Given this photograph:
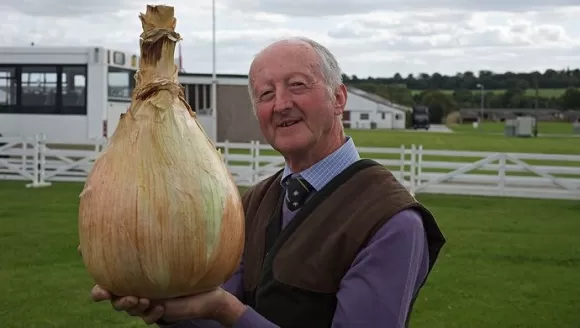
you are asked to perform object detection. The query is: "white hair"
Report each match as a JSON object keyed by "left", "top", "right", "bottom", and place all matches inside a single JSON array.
[{"left": 247, "top": 37, "right": 344, "bottom": 112}]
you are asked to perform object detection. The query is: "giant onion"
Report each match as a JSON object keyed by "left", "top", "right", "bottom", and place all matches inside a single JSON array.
[{"left": 77, "top": 4, "right": 245, "bottom": 300}]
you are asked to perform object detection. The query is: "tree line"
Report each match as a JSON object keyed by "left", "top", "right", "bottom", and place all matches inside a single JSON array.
[
  {"left": 342, "top": 69, "right": 580, "bottom": 121},
  {"left": 344, "top": 68, "right": 580, "bottom": 91}
]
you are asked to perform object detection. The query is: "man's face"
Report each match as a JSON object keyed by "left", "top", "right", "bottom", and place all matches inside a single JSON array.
[{"left": 249, "top": 41, "right": 344, "bottom": 157}]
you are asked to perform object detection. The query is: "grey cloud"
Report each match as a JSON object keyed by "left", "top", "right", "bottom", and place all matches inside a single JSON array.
[
  {"left": 0, "top": 0, "right": 216, "bottom": 18},
  {"left": 222, "top": 0, "right": 580, "bottom": 17},
  {"left": 395, "top": 23, "right": 456, "bottom": 37},
  {"left": 323, "top": 11, "right": 573, "bottom": 57},
  {"left": 327, "top": 24, "right": 379, "bottom": 39},
  {"left": 337, "top": 42, "right": 580, "bottom": 77},
  {"left": 330, "top": 12, "right": 476, "bottom": 40},
  {"left": 0, "top": 0, "right": 144, "bottom": 17},
  {"left": 1, "top": 0, "right": 579, "bottom": 79}
]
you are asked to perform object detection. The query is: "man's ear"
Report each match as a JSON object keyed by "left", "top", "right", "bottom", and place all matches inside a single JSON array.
[{"left": 333, "top": 84, "right": 348, "bottom": 116}]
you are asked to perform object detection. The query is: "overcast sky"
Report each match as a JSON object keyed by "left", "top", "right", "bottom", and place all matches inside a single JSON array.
[{"left": 1, "top": 0, "right": 580, "bottom": 78}]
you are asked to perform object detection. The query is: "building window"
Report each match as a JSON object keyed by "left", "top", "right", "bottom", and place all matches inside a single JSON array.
[
  {"left": 0, "top": 67, "right": 17, "bottom": 106},
  {"left": 360, "top": 113, "right": 370, "bottom": 120},
  {"left": 0, "top": 64, "right": 88, "bottom": 115},
  {"left": 108, "top": 67, "right": 135, "bottom": 101},
  {"left": 21, "top": 66, "right": 58, "bottom": 109},
  {"left": 61, "top": 66, "right": 87, "bottom": 114},
  {"left": 186, "top": 84, "right": 213, "bottom": 115}
]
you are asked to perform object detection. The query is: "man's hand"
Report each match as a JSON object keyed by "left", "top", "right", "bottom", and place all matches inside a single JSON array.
[
  {"left": 91, "top": 285, "right": 165, "bottom": 325},
  {"left": 89, "top": 284, "right": 246, "bottom": 326},
  {"left": 80, "top": 245, "right": 247, "bottom": 326},
  {"left": 160, "top": 288, "right": 247, "bottom": 326}
]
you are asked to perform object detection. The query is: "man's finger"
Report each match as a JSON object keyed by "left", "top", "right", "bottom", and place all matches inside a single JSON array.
[
  {"left": 90, "top": 285, "right": 112, "bottom": 302},
  {"left": 126, "top": 298, "right": 151, "bottom": 316},
  {"left": 77, "top": 245, "right": 82, "bottom": 258},
  {"left": 112, "top": 296, "right": 139, "bottom": 311},
  {"left": 142, "top": 305, "right": 164, "bottom": 325}
]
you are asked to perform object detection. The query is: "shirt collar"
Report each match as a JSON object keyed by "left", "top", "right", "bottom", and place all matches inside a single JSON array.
[{"left": 280, "top": 136, "right": 360, "bottom": 191}]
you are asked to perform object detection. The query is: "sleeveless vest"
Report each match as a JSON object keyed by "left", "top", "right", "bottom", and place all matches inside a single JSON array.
[{"left": 240, "top": 159, "right": 445, "bottom": 327}]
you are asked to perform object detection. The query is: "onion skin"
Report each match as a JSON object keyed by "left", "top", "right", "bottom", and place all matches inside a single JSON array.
[{"left": 77, "top": 4, "right": 245, "bottom": 300}]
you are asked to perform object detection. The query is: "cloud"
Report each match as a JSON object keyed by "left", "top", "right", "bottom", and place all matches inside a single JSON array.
[
  {"left": 222, "top": 0, "right": 580, "bottom": 17},
  {"left": 2, "top": 0, "right": 151, "bottom": 17},
  {"left": 0, "top": 0, "right": 579, "bottom": 77}
]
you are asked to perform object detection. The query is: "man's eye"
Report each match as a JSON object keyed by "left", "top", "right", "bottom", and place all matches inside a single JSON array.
[{"left": 259, "top": 91, "right": 273, "bottom": 99}]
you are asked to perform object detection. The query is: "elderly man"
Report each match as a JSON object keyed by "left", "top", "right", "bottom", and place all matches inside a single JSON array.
[{"left": 89, "top": 37, "right": 446, "bottom": 327}]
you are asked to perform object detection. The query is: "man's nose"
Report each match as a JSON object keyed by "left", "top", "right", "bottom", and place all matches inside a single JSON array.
[{"left": 273, "top": 88, "right": 292, "bottom": 113}]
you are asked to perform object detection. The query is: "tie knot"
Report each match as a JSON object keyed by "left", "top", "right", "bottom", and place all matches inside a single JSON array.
[{"left": 284, "top": 176, "right": 314, "bottom": 211}]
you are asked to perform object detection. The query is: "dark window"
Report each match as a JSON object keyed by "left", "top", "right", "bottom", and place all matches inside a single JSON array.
[
  {"left": 61, "top": 66, "right": 87, "bottom": 114},
  {"left": 21, "top": 66, "right": 58, "bottom": 113},
  {"left": 108, "top": 67, "right": 135, "bottom": 102},
  {"left": 0, "top": 67, "right": 17, "bottom": 106},
  {"left": 186, "top": 84, "right": 197, "bottom": 112},
  {"left": 0, "top": 64, "right": 88, "bottom": 115},
  {"left": 185, "top": 83, "right": 213, "bottom": 115},
  {"left": 204, "top": 84, "right": 211, "bottom": 110}
]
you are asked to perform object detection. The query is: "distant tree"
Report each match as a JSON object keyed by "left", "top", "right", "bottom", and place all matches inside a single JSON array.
[{"left": 341, "top": 67, "right": 580, "bottom": 110}]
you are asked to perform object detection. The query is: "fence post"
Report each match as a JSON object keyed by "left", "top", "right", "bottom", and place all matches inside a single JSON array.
[
  {"left": 498, "top": 153, "right": 506, "bottom": 196},
  {"left": 409, "top": 144, "right": 416, "bottom": 195},
  {"left": 39, "top": 133, "right": 49, "bottom": 186},
  {"left": 399, "top": 145, "right": 405, "bottom": 183},
  {"left": 30, "top": 134, "right": 40, "bottom": 187},
  {"left": 417, "top": 145, "right": 423, "bottom": 188},
  {"left": 20, "top": 139, "right": 26, "bottom": 172},
  {"left": 25, "top": 133, "right": 50, "bottom": 188}
]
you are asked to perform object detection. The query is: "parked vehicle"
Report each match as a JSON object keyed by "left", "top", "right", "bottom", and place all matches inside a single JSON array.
[{"left": 412, "top": 105, "right": 430, "bottom": 130}]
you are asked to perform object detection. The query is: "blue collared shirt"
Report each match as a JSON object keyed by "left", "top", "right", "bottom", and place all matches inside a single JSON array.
[{"left": 280, "top": 136, "right": 360, "bottom": 192}]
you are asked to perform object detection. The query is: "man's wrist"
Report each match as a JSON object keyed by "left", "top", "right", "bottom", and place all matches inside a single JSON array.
[{"left": 215, "top": 290, "right": 248, "bottom": 327}]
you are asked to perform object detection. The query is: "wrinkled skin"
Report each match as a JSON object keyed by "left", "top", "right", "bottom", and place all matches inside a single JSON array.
[{"left": 249, "top": 39, "right": 348, "bottom": 172}]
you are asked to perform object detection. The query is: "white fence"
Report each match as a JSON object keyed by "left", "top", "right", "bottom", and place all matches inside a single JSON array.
[{"left": 1, "top": 134, "right": 580, "bottom": 200}]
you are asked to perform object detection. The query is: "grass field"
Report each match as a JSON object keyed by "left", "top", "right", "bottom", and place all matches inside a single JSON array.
[
  {"left": 1, "top": 181, "right": 579, "bottom": 327},
  {"left": 2, "top": 127, "right": 580, "bottom": 327},
  {"left": 344, "top": 127, "right": 579, "bottom": 155},
  {"left": 409, "top": 88, "right": 574, "bottom": 98},
  {"left": 343, "top": 127, "right": 580, "bottom": 178}
]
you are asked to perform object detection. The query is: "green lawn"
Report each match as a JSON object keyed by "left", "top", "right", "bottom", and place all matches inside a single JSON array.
[
  {"left": 346, "top": 128, "right": 580, "bottom": 178},
  {"left": 344, "top": 128, "right": 580, "bottom": 155},
  {"left": 1, "top": 181, "right": 579, "bottom": 327}
]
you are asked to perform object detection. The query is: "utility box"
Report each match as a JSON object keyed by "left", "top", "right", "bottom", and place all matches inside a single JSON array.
[
  {"left": 515, "top": 116, "right": 535, "bottom": 137},
  {"left": 504, "top": 119, "right": 516, "bottom": 137},
  {"left": 573, "top": 122, "right": 580, "bottom": 134}
]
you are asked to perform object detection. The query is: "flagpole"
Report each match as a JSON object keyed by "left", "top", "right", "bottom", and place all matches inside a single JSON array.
[{"left": 211, "top": 0, "right": 218, "bottom": 142}]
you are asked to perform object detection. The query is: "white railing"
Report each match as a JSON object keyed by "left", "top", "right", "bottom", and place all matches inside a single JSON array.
[{"left": 1, "top": 134, "right": 579, "bottom": 200}]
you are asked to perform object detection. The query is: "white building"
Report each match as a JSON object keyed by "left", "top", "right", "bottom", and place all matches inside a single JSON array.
[
  {"left": 343, "top": 87, "right": 409, "bottom": 130},
  {"left": 0, "top": 45, "right": 411, "bottom": 143}
]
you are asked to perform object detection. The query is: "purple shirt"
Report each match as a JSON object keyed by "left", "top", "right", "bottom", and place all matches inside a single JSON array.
[{"left": 165, "top": 137, "right": 430, "bottom": 328}]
